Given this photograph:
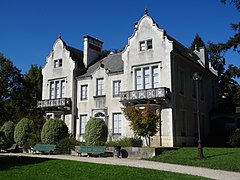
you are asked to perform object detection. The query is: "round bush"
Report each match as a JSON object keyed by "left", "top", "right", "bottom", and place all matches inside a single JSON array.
[
  {"left": 41, "top": 118, "right": 68, "bottom": 144},
  {"left": 56, "top": 137, "right": 81, "bottom": 154},
  {"left": 14, "top": 118, "right": 35, "bottom": 146},
  {"left": 85, "top": 117, "right": 108, "bottom": 146},
  {"left": 229, "top": 129, "right": 240, "bottom": 147},
  {"left": 0, "top": 121, "right": 15, "bottom": 148}
]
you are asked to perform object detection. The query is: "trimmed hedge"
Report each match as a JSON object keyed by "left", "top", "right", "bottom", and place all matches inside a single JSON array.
[
  {"left": 85, "top": 117, "right": 108, "bottom": 146},
  {"left": 14, "top": 118, "right": 35, "bottom": 147},
  {"left": 41, "top": 118, "right": 68, "bottom": 144},
  {"left": 0, "top": 121, "right": 15, "bottom": 148}
]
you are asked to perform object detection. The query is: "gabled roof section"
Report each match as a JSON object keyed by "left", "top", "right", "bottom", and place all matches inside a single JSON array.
[
  {"left": 167, "top": 35, "right": 199, "bottom": 61},
  {"left": 77, "top": 53, "right": 123, "bottom": 78}
]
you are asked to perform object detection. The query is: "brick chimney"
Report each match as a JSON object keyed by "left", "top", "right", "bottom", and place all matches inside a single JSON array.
[{"left": 83, "top": 35, "right": 103, "bottom": 68}]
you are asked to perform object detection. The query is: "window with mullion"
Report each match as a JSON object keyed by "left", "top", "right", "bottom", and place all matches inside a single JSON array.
[
  {"left": 61, "top": 80, "right": 65, "bottom": 98},
  {"left": 96, "top": 78, "right": 104, "bottom": 96},
  {"left": 152, "top": 66, "right": 159, "bottom": 88},
  {"left": 55, "top": 81, "right": 60, "bottom": 98},
  {"left": 113, "top": 80, "right": 121, "bottom": 97},
  {"left": 81, "top": 85, "right": 88, "bottom": 100},
  {"left": 143, "top": 67, "right": 150, "bottom": 89},
  {"left": 50, "top": 82, "right": 55, "bottom": 99},
  {"left": 80, "top": 115, "right": 88, "bottom": 135},
  {"left": 135, "top": 68, "right": 142, "bottom": 90},
  {"left": 113, "top": 113, "right": 122, "bottom": 135}
]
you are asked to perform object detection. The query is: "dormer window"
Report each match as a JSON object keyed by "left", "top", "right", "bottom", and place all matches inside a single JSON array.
[
  {"left": 139, "top": 39, "right": 153, "bottom": 51},
  {"left": 54, "top": 59, "right": 63, "bottom": 68}
]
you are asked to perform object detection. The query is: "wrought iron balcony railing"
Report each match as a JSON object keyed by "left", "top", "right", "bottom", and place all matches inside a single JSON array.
[
  {"left": 120, "top": 87, "right": 169, "bottom": 104},
  {"left": 37, "top": 98, "right": 71, "bottom": 108}
]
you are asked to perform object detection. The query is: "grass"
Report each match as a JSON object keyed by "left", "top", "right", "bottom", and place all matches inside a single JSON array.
[
  {"left": 148, "top": 147, "right": 240, "bottom": 172},
  {"left": 0, "top": 156, "right": 207, "bottom": 180}
]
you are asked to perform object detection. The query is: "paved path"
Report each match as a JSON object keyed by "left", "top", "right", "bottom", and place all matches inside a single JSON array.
[{"left": 4, "top": 153, "right": 240, "bottom": 180}]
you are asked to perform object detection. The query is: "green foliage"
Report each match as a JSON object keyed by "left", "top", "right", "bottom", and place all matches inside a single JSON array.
[
  {"left": 85, "top": 117, "right": 108, "bottom": 146},
  {"left": 22, "top": 64, "right": 44, "bottom": 131},
  {"left": 123, "top": 104, "right": 159, "bottom": 146},
  {"left": 41, "top": 118, "right": 68, "bottom": 144},
  {"left": 189, "top": 34, "right": 205, "bottom": 51},
  {"left": 14, "top": 118, "right": 35, "bottom": 147},
  {"left": 0, "top": 121, "right": 15, "bottom": 148},
  {"left": 228, "top": 129, "right": 240, "bottom": 147},
  {"left": 106, "top": 137, "right": 143, "bottom": 147},
  {"left": 0, "top": 53, "right": 25, "bottom": 125},
  {"left": 56, "top": 137, "right": 81, "bottom": 154}
]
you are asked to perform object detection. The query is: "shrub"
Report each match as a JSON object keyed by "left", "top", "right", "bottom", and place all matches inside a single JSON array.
[
  {"left": 0, "top": 121, "right": 15, "bottom": 148},
  {"left": 56, "top": 137, "right": 81, "bottom": 154},
  {"left": 106, "top": 137, "right": 143, "bottom": 147},
  {"left": 228, "top": 129, "right": 240, "bottom": 147},
  {"left": 14, "top": 118, "right": 35, "bottom": 147},
  {"left": 41, "top": 118, "right": 68, "bottom": 144},
  {"left": 85, "top": 117, "right": 108, "bottom": 146}
]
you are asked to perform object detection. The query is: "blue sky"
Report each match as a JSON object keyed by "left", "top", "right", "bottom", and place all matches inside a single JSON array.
[{"left": 0, "top": 0, "right": 239, "bottom": 77}]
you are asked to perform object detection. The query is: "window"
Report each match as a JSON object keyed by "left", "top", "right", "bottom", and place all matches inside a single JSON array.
[
  {"left": 50, "top": 82, "right": 54, "bottom": 99},
  {"left": 179, "top": 70, "right": 185, "bottom": 95},
  {"left": 96, "top": 78, "right": 104, "bottom": 96},
  {"left": 61, "top": 80, "right": 65, "bottom": 98},
  {"left": 139, "top": 41, "right": 145, "bottom": 51},
  {"left": 49, "top": 80, "right": 66, "bottom": 99},
  {"left": 113, "top": 81, "right": 121, "bottom": 97},
  {"left": 135, "top": 66, "right": 159, "bottom": 90},
  {"left": 147, "top": 39, "right": 153, "bottom": 49},
  {"left": 152, "top": 66, "right": 159, "bottom": 88},
  {"left": 139, "top": 39, "right": 153, "bottom": 51},
  {"left": 135, "top": 68, "right": 142, "bottom": 90},
  {"left": 113, "top": 113, "right": 122, "bottom": 135},
  {"left": 53, "top": 59, "right": 63, "bottom": 68},
  {"left": 143, "top": 67, "right": 150, "bottom": 89},
  {"left": 56, "top": 81, "right": 60, "bottom": 98},
  {"left": 180, "top": 111, "right": 186, "bottom": 136},
  {"left": 80, "top": 115, "right": 88, "bottom": 135},
  {"left": 81, "top": 85, "right": 88, "bottom": 100}
]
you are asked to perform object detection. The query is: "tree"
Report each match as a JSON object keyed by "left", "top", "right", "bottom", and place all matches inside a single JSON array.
[
  {"left": 22, "top": 65, "right": 44, "bottom": 131},
  {"left": 207, "top": 1, "right": 240, "bottom": 106},
  {"left": 14, "top": 118, "right": 35, "bottom": 148},
  {"left": 41, "top": 118, "right": 68, "bottom": 144},
  {"left": 123, "top": 103, "right": 159, "bottom": 147},
  {"left": 0, "top": 121, "right": 15, "bottom": 148},
  {"left": 0, "top": 53, "right": 25, "bottom": 125},
  {"left": 85, "top": 117, "right": 108, "bottom": 146},
  {"left": 220, "top": 0, "right": 240, "bottom": 52},
  {"left": 190, "top": 34, "right": 205, "bottom": 51}
]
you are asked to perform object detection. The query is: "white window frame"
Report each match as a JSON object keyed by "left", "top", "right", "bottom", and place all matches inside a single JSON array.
[
  {"left": 81, "top": 85, "right": 88, "bottom": 100},
  {"left": 113, "top": 113, "right": 122, "bottom": 135},
  {"left": 96, "top": 78, "right": 104, "bottom": 96},
  {"left": 113, "top": 80, "right": 121, "bottom": 97},
  {"left": 80, "top": 115, "right": 88, "bottom": 135}
]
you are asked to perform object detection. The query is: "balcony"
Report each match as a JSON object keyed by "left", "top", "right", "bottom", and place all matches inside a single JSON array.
[
  {"left": 37, "top": 98, "right": 71, "bottom": 109},
  {"left": 120, "top": 87, "right": 170, "bottom": 105}
]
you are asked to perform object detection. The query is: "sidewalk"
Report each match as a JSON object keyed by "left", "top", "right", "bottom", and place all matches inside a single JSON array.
[{"left": 4, "top": 153, "right": 240, "bottom": 180}]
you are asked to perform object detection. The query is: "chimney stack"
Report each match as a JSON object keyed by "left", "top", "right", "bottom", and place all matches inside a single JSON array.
[{"left": 83, "top": 35, "right": 103, "bottom": 68}]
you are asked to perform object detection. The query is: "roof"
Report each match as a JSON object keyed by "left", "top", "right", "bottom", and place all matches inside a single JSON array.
[
  {"left": 167, "top": 34, "right": 199, "bottom": 62},
  {"left": 77, "top": 52, "right": 123, "bottom": 78}
]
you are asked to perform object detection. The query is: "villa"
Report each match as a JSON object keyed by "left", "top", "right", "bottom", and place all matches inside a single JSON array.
[{"left": 37, "top": 10, "right": 218, "bottom": 147}]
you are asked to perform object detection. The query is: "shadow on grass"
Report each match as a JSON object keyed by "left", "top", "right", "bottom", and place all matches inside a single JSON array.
[
  {"left": 205, "top": 151, "right": 238, "bottom": 159},
  {"left": 0, "top": 156, "right": 52, "bottom": 170}
]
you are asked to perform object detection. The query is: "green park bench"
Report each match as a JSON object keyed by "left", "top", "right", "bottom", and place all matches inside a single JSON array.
[
  {"left": 75, "top": 146, "right": 107, "bottom": 157},
  {"left": 6, "top": 144, "right": 18, "bottom": 153},
  {"left": 32, "top": 144, "right": 56, "bottom": 154}
]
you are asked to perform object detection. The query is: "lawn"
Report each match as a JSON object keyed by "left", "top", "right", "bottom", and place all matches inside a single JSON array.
[
  {"left": 0, "top": 156, "right": 207, "bottom": 180},
  {"left": 148, "top": 147, "right": 240, "bottom": 172}
]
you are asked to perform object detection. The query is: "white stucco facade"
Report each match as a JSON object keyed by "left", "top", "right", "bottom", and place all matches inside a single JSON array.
[{"left": 38, "top": 12, "right": 218, "bottom": 147}]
